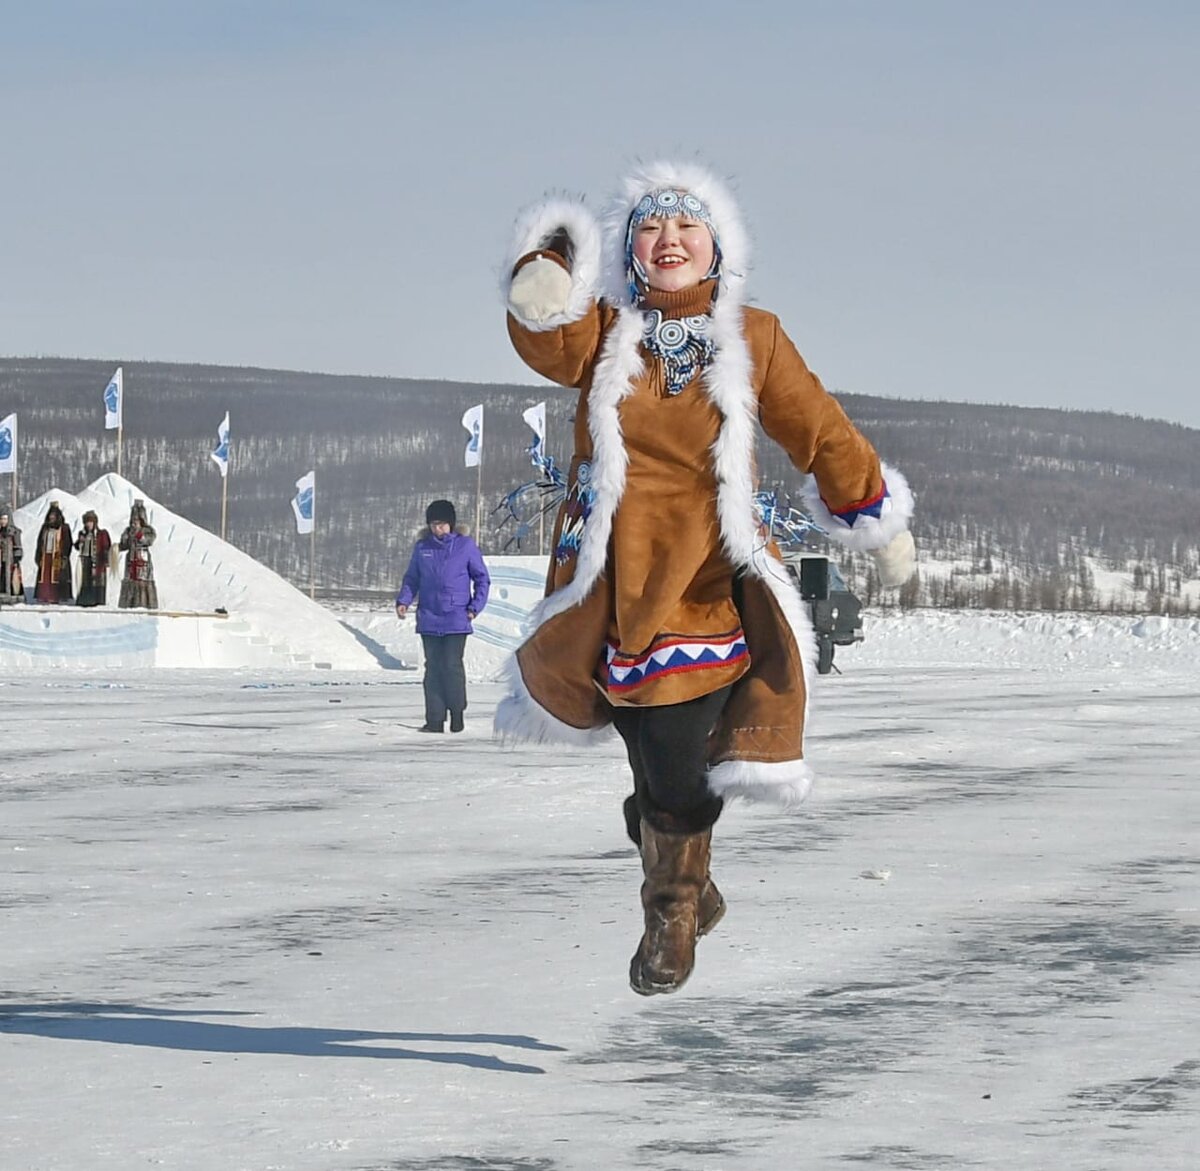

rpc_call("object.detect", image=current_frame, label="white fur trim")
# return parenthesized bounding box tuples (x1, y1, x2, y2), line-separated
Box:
(501, 196, 602, 332)
(801, 462, 915, 554)
(489, 307, 644, 748)
(697, 287, 819, 803)
(522, 308, 644, 626)
(602, 159, 751, 308)
(708, 757, 815, 808)
(493, 650, 614, 747)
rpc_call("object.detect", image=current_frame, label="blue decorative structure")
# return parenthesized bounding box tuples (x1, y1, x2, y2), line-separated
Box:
(754, 490, 825, 548)
(493, 444, 568, 552)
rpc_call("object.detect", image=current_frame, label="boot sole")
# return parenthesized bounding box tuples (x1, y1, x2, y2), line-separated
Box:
(630, 968, 691, 996)
(697, 897, 726, 939)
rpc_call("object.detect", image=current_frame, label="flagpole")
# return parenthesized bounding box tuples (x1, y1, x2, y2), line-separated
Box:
(117, 421, 123, 479)
(475, 453, 482, 542)
(539, 415, 546, 556)
(309, 522, 316, 601)
(220, 473, 228, 543)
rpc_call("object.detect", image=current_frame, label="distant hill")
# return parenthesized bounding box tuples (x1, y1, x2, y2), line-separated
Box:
(3, 356, 1198, 612)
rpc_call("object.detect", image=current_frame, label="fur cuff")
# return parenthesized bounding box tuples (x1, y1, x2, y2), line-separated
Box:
(501, 196, 602, 332)
(802, 462, 915, 554)
(492, 653, 614, 747)
(707, 757, 814, 807)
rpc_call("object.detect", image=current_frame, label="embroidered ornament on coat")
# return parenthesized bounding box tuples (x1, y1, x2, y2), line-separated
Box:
(554, 460, 596, 565)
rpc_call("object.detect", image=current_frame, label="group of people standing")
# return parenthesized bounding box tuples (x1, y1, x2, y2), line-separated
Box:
(0, 499, 159, 609)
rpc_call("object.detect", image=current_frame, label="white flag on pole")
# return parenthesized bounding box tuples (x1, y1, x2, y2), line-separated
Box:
(522, 401, 545, 464)
(291, 470, 315, 534)
(462, 403, 484, 468)
(211, 412, 231, 478)
(0, 413, 15, 475)
(103, 367, 123, 430)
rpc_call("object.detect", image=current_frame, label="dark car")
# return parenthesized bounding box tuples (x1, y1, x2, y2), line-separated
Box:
(782, 553, 864, 675)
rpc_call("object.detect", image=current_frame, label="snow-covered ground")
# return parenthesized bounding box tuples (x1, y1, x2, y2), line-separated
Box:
(3, 612, 1198, 1170)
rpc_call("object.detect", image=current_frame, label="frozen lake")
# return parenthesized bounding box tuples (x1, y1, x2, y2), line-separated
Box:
(2, 633, 1198, 1169)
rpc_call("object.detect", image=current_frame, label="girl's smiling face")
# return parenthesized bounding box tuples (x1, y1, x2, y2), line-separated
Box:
(632, 213, 715, 292)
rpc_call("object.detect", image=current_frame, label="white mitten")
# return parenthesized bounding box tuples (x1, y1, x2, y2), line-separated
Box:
(508, 256, 573, 324)
(871, 529, 917, 588)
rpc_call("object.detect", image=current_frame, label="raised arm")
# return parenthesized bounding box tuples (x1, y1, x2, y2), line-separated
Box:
(502, 196, 605, 388)
(757, 315, 915, 580)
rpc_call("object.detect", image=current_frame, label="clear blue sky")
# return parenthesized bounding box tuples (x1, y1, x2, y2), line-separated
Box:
(2, 0, 1197, 426)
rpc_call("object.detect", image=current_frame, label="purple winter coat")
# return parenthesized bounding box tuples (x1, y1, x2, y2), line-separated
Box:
(395, 530, 490, 636)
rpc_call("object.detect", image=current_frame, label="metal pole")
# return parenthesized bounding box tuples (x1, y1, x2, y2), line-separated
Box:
(117, 422, 123, 479)
(220, 473, 228, 543)
(475, 455, 482, 542)
(309, 523, 315, 601)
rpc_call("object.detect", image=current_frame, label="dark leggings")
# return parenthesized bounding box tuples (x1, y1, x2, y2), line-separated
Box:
(611, 685, 731, 836)
(420, 633, 468, 728)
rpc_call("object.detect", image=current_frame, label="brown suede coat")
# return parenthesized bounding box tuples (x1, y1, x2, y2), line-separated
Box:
(506, 270, 885, 769)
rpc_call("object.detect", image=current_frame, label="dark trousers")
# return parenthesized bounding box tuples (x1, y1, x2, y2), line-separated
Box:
(611, 685, 731, 836)
(420, 633, 468, 728)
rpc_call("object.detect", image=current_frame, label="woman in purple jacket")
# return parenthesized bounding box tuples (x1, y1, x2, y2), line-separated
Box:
(395, 500, 490, 732)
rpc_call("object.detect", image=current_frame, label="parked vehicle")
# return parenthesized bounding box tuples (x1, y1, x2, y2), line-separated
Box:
(782, 553, 864, 675)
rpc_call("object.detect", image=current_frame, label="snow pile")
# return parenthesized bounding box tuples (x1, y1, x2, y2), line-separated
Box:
(855, 608, 1200, 673)
(6, 475, 382, 670)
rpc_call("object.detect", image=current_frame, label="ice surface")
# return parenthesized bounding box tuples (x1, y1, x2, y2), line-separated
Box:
(2, 612, 1198, 1170)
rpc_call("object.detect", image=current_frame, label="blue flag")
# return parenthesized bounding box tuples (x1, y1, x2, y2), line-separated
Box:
(291, 471, 315, 534)
(104, 367, 123, 430)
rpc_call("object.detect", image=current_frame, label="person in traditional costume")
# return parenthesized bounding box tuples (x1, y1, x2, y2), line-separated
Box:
(74, 511, 113, 608)
(0, 506, 24, 604)
(34, 501, 74, 604)
(498, 162, 917, 995)
(395, 500, 491, 733)
(118, 500, 158, 609)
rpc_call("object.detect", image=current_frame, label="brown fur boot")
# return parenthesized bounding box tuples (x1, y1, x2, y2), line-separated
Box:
(623, 794, 725, 938)
(629, 821, 710, 996)
(697, 834, 726, 938)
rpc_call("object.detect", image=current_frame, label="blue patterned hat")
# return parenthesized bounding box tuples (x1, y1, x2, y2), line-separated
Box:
(625, 188, 723, 306)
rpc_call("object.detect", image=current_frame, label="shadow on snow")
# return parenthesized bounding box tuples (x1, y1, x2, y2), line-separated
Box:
(0, 1001, 561, 1074)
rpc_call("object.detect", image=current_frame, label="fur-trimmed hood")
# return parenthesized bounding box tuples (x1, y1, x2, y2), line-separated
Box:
(413, 524, 472, 540)
(501, 160, 752, 324)
(602, 160, 751, 309)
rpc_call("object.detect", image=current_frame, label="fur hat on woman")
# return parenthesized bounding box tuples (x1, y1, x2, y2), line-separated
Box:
(425, 499, 457, 527)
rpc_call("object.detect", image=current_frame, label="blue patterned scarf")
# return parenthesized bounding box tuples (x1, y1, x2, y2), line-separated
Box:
(641, 309, 714, 396)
